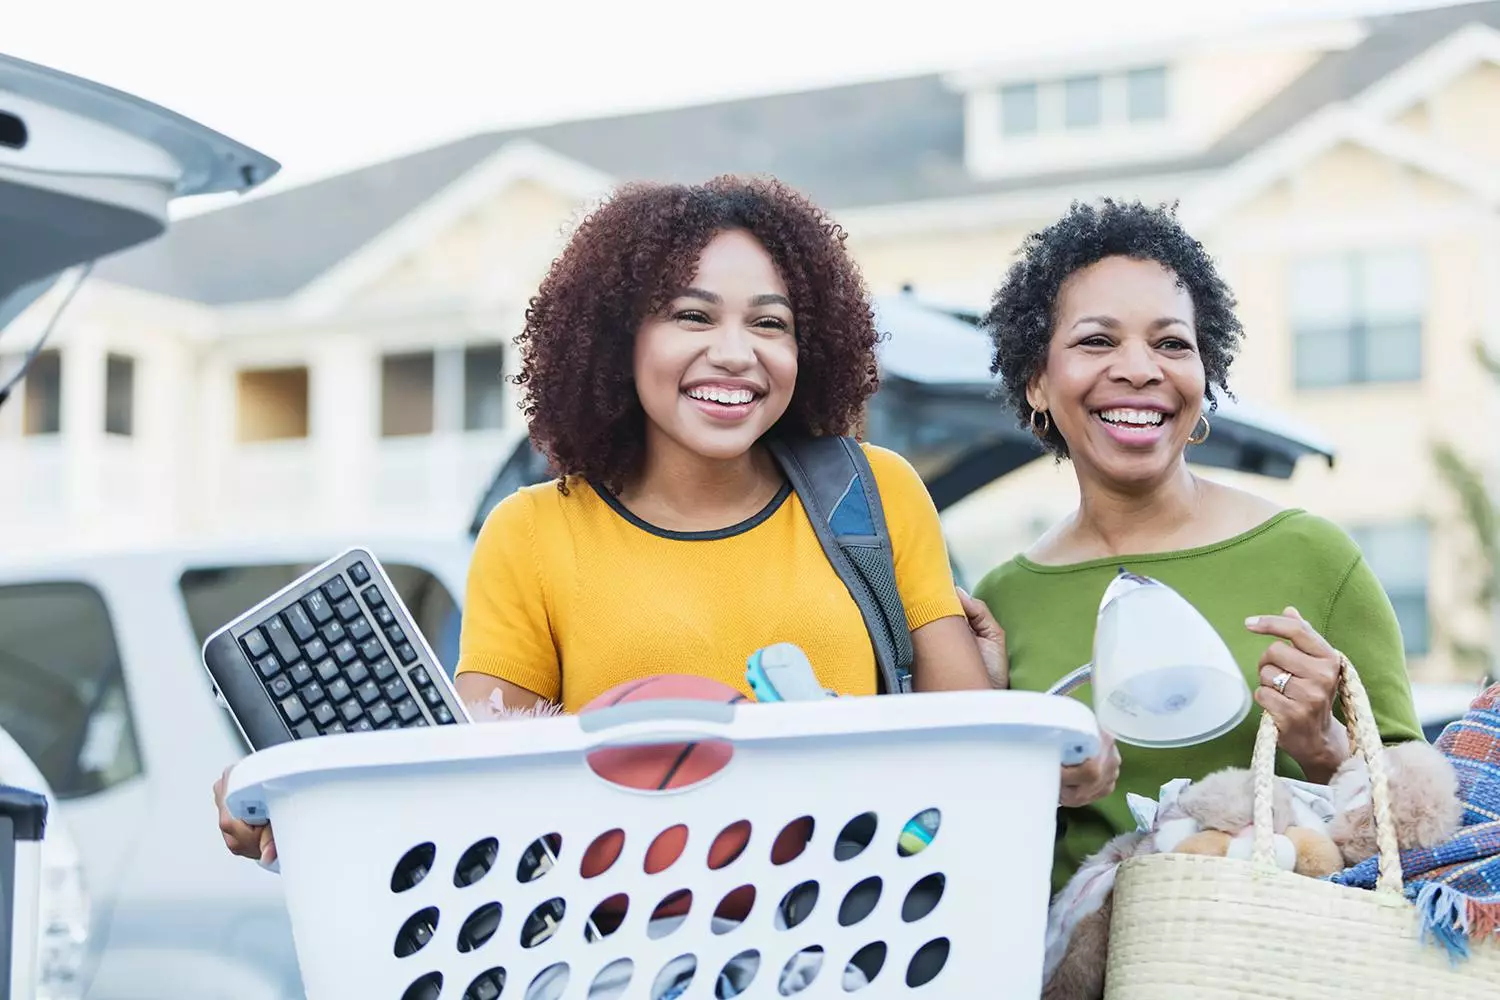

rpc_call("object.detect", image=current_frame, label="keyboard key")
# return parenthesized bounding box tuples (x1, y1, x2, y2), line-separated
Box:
(303, 591, 334, 625)
(293, 720, 319, 739)
(381, 719, 402, 731)
(288, 662, 313, 687)
(320, 620, 345, 645)
(313, 659, 340, 684)
(358, 639, 383, 663)
(395, 698, 421, 723)
(374, 606, 395, 627)
(372, 658, 397, 681)
(313, 702, 337, 727)
(368, 702, 394, 726)
(348, 617, 374, 644)
(269, 675, 294, 699)
(397, 643, 417, 664)
(435, 705, 455, 725)
(302, 681, 326, 705)
(351, 717, 374, 732)
(421, 685, 443, 707)
(324, 576, 350, 602)
(280, 696, 308, 725)
(349, 561, 371, 585)
(385, 624, 407, 646)
(339, 699, 365, 724)
(303, 637, 328, 662)
(361, 585, 385, 607)
(241, 628, 271, 660)
(332, 640, 357, 665)
(356, 680, 382, 706)
(382, 677, 410, 702)
(410, 666, 430, 687)
(327, 678, 352, 703)
(335, 597, 360, 622)
(326, 721, 346, 734)
(284, 604, 316, 642)
(256, 655, 280, 679)
(263, 617, 300, 665)
(344, 660, 370, 685)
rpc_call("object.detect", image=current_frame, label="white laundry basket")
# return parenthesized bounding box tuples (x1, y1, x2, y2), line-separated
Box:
(225, 690, 1097, 1000)
(2, 784, 48, 1000)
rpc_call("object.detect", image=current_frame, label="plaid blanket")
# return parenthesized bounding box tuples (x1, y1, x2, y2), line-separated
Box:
(1330, 682, 1500, 960)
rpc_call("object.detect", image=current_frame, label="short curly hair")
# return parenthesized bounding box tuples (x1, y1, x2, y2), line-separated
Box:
(979, 199, 1244, 458)
(512, 175, 879, 493)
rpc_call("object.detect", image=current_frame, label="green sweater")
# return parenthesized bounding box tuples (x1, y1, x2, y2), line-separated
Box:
(971, 508, 1424, 895)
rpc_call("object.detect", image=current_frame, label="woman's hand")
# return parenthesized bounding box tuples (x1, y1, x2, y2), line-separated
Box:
(1060, 731, 1120, 808)
(214, 765, 276, 865)
(1246, 606, 1351, 783)
(956, 587, 1008, 689)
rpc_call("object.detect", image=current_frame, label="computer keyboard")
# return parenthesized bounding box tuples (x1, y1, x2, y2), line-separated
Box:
(202, 547, 470, 750)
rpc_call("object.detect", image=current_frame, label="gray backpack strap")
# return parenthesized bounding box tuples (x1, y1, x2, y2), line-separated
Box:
(765, 435, 915, 694)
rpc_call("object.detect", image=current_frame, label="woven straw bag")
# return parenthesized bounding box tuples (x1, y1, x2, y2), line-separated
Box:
(1103, 657, 1499, 999)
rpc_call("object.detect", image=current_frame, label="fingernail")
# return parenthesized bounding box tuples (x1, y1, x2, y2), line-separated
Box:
(1244, 616, 1260, 627)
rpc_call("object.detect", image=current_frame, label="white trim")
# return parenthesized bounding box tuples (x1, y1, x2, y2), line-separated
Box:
(1179, 104, 1500, 231)
(286, 139, 614, 320)
(1355, 22, 1500, 120)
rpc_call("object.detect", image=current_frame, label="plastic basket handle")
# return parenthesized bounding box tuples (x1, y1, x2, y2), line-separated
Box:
(578, 698, 739, 744)
(1248, 652, 1404, 896)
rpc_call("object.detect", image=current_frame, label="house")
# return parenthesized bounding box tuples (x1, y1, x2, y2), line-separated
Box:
(3, 0, 1499, 679)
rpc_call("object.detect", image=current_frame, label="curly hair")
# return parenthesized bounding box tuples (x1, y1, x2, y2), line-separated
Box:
(511, 175, 879, 493)
(979, 199, 1244, 459)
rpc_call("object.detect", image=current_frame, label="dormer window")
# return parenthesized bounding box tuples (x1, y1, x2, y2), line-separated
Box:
(996, 64, 1170, 137)
(1064, 75, 1103, 128)
(1126, 66, 1168, 122)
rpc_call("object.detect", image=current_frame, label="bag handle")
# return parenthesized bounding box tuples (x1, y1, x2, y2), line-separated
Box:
(1248, 651, 1405, 897)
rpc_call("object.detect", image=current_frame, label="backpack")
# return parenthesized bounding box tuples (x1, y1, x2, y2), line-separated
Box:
(764, 434, 915, 695)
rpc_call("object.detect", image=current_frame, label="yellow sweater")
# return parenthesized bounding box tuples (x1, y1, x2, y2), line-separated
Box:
(456, 443, 963, 710)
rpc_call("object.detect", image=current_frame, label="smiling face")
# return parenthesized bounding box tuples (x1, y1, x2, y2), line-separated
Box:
(633, 229, 799, 466)
(1029, 255, 1207, 490)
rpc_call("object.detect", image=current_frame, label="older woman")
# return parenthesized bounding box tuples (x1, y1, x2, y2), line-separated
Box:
(969, 199, 1424, 892)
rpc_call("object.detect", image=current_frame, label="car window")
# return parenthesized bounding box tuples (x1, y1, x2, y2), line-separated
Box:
(0, 582, 144, 799)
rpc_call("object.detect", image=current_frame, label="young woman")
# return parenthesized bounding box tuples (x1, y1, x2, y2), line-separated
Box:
(970, 199, 1424, 894)
(216, 176, 1121, 864)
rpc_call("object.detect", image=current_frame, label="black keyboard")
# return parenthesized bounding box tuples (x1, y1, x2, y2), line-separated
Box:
(201, 547, 469, 750)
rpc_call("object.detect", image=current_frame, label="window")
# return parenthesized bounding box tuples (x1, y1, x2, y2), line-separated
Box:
(1000, 83, 1039, 136)
(105, 353, 134, 437)
(22, 349, 60, 435)
(464, 344, 506, 431)
(177, 561, 463, 750)
(1127, 66, 1168, 121)
(381, 351, 435, 437)
(1063, 75, 1103, 129)
(1348, 521, 1430, 657)
(1290, 250, 1426, 388)
(236, 366, 309, 442)
(0, 582, 144, 798)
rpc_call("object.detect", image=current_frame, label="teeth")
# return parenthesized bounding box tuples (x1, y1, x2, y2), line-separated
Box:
(1099, 408, 1164, 426)
(686, 387, 756, 405)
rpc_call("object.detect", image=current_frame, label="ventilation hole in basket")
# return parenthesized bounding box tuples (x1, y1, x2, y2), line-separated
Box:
(716, 949, 760, 998)
(456, 901, 503, 953)
(581, 828, 625, 879)
(454, 837, 499, 888)
(645, 824, 689, 874)
(834, 813, 877, 861)
(401, 971, 443, 1000)
(709, 819, 752, 869)
(650, 954, 697, 999)
(516, 833, 563, 883)
(588, 958, 633, 1000)
(778, 945, 825, 995)
(904, 937, 949, 988)
(897, 808, 941, 858)
(391, 842, 437, 893)
(844, 942, 887, 991)
(463, 966, 506, 1000)
(585, 894, 628, 942)
(712, 885, 756, 933)
(394, 907, 440, 958)
(647, 889, 693, 938)
(771, 816, 815, 865)
(776, 880, 820, 930)
(901, 873, 945, 923)
(524, 963, 569, 1000)
(520, 898, 566, 949)
(838, 876, 883, 927)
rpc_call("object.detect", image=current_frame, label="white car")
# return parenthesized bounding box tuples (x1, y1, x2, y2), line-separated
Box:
(0, 48, 276, 998)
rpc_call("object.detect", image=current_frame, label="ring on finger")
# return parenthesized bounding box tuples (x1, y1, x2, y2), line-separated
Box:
(1270, 670, 1292, 695)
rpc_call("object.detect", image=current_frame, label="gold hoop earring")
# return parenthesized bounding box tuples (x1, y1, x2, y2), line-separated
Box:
(1188, 414, 1210, 445)
(1029, 407, 1051, 439)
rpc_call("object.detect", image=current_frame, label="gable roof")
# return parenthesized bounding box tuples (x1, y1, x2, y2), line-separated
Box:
(93, 1, 1500, 306)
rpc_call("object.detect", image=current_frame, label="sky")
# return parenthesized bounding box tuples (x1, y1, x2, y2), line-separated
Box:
(2, 0, 1463, 209)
